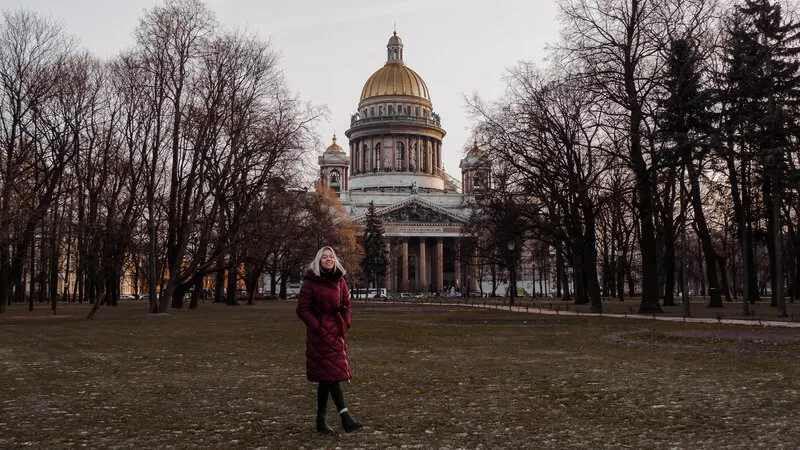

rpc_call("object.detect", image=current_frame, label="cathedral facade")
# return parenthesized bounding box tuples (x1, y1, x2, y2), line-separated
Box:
(318, 32, 491, 293)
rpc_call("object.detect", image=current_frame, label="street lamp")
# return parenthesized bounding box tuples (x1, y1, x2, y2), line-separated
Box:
(507, 241, 516, 306)
(615, 248, 625, 303)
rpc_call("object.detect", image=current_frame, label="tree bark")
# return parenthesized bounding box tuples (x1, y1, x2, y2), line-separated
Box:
(686, 163, 722, 307)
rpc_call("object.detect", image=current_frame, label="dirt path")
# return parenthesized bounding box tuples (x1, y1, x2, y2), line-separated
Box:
(413, 300, 800, 328)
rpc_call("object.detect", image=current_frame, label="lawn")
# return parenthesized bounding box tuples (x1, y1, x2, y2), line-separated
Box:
(2, 300, 799, 449)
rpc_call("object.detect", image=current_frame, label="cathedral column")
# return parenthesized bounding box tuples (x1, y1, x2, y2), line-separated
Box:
(433, 141, 438, 173)
(454, 239, 461, 289)
(418, 136, 423, 172)
(401, 134, 406, 171)
(401, 239, 409, 291)
(428, 141, 434, 174)
(351, 141, 357, 175)
(406, 134, 412, 171)
(436, 238, 444, 292)
(384, 242, 392, 291)
(359, 141, 365, 173)
(437, 141, 442, 171)
(418, 238, 427, 291)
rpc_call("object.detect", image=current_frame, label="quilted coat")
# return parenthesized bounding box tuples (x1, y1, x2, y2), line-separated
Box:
(296, 269, 352, 382)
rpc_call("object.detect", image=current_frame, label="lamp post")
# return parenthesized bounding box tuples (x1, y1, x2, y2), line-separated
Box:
(616, 248, 624, 303)
(507, 241, 516, 306)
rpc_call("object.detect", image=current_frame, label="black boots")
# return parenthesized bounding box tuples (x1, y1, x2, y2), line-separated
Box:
(340, 410, 362, 433)
(316, 412, 333, 434)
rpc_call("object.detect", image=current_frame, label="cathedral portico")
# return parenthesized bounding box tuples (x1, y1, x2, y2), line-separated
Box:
(378, 236, 468, 293)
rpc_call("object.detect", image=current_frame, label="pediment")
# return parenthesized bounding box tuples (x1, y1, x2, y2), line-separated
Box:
(355, 197, 467, 225)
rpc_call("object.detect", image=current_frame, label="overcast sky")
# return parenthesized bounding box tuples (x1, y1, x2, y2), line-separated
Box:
(9, 0, 561, 175)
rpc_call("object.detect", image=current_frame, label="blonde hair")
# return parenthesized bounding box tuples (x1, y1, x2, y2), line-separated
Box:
(308, 246, 347, 277)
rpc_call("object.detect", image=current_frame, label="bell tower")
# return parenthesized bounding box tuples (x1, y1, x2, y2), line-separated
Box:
(318, 135, 350, 195)
(459, 140, 491, 194)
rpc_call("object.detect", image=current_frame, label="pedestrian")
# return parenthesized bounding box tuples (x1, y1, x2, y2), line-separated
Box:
(296, 246, 363, 434)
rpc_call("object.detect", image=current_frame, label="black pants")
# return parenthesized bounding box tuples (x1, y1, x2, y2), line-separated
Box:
(317, 381, 346, 413)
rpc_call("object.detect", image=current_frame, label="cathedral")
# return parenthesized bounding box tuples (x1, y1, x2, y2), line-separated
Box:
(318, 31, 491, 294)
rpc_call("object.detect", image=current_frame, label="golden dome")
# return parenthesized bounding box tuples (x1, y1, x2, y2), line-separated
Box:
(388, 31, 402, 46)
(468, 140, 485, 157)
(360, 63, 430, 102)
(359, 32, 430, 102)
(325, 135, 344, 153)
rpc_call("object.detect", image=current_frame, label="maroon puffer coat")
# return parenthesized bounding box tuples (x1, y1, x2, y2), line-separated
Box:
(296, 270, 352, 382)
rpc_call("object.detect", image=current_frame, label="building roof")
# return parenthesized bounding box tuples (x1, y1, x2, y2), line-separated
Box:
(324, 135, 344, 153)
(359, 32, 430, 102)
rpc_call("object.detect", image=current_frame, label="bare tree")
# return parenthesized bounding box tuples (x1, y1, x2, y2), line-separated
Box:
(0, 10, 77, 312)
(470, 66, 610, 311)
(556, 0, 669, 312)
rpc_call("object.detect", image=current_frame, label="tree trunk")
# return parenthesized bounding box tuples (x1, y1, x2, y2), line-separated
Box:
(556, 251, 564, 298)
(172, 282, 190, 310)
(244, 267, 260, 305)
(189, 274, 204, 310)
(29, 234, 35, 311)
(715, 254, 733, 303)
(226, 257, 238, 306)
(214, 261, 225, 304)
(662, 220, 677, 307)
(726, 143, 753, 314)
(770, 174, 787, 317)
(686, 163, 722, 307)
(583, 212, 602, 313)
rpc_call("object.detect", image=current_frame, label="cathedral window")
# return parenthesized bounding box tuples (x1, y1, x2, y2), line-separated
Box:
(473, 172, 485, 190)
(363, 144, 370, 172)
(415, 106, 420, 117)
(396, 141, 405, 170)
(330, 169, 341, 191)
(370, 107, 374, 117)
(423, 142, 431, 172)
(405, 105, 411, 115)
(379, 105, 385, 116)
(388, 105, 394, 115)
(375, 143, 382, 170)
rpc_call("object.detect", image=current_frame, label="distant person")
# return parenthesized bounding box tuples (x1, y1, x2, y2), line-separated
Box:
(296, 246, 362, 434)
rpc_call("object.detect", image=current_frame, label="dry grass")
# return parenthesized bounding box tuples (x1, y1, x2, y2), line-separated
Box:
(2, 300, 799, 449)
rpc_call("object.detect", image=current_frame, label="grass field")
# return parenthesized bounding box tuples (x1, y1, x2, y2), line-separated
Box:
(2, 299, 799, 449)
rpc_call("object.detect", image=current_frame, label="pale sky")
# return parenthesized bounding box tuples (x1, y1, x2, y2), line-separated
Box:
(8, 0, 561, 176)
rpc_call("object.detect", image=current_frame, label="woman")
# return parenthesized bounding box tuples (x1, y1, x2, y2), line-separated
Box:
(296, 246, 362, 434)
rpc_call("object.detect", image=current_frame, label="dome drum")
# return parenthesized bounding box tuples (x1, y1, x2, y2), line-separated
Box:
(348, 172, 444, 192)
(346, 117, 445, 141)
